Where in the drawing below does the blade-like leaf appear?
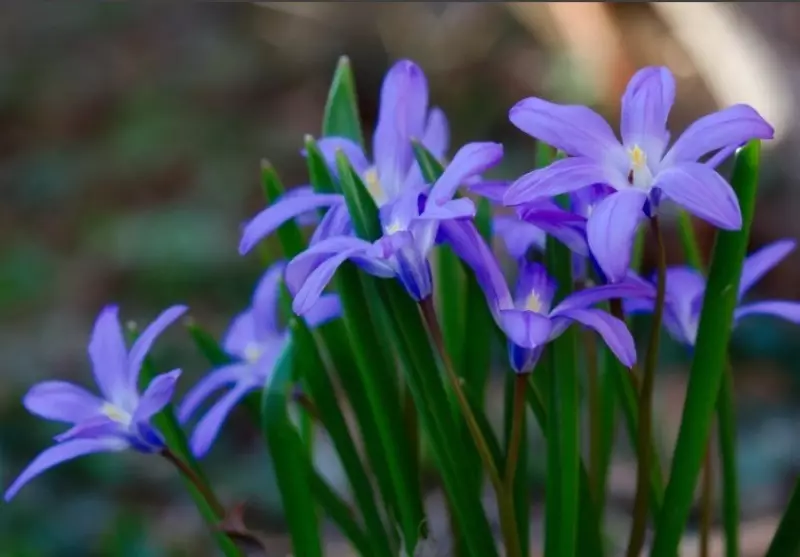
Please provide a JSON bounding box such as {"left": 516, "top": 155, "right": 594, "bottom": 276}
{"left": 335, "top": 152, "right": 382, "bottom": 241}
{"left": 764, "top": 479, "right": 800, "bottom": 557}
{"left": 323, "top": 56, "right": 364, "bottom": 147}
{"left": 260, "top": 161, "right": 307, "bottom": 259}
{"left": 651, "top": 141, "right": 762, "bottom": 557}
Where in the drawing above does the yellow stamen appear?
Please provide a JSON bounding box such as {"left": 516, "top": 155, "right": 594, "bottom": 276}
{"left": 363, "top": 167, "right": 386, "bottom": 205}
{"left": 629, "top": 145, "right": 647, "bottom": 170}
{"left": 525, "top": 292, "right": 543, "bottom": 313}
{"left": 244, "top": 342, "right": 263, "bottom": 364}
{"left": 101, "top": 402, "right": 132, "bottom": 425}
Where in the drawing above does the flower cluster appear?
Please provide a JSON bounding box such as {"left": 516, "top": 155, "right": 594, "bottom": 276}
{"left": 6, "top": 57, "right": 792, "bottom": 557}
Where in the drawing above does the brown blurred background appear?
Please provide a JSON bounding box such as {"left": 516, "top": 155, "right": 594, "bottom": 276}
{"left": 2, "top": 3, "right": 800, "bottom": 556}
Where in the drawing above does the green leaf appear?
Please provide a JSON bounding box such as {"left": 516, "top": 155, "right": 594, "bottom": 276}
{"left": 678, "top": 210, "right": 704, "bottom": 271}
{"left": 764, "top": 479, "right": 800, "bottom": 557}
{"left": 336, "top": 152, "right": 382, "bottom": 241}
{"left": 261, "top": 341, "right": 323, "bottom": 557}
{"left": 651, "top": 141, "right": 762, "bottom": 557}
{"left": 503, "top": 373, "right": 529, "bottom": 555}
{"left": 309, "top": 471, "right": 372, "bottom": 556}
{"left": 305, "top": 136, "right": 341, "bottom": 194}
{"left": 260, "top": 161, "right": 307, "bottom": 259}
{"left": 323, "top": 55, "right": 364, "bottom": 147}
{"left": 187, "top": 321, "right": 234, "bottom": 366}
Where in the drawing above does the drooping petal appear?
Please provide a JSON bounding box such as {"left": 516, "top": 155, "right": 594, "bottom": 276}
{"left": 373, "top": 60, "right": 429, "bottom": 200}
{"left": 426, "top": 142, "right": 503, "bottom": 207}
{"left": 467, "top": 180, "right": 509, "bottom": 204}
{"left": 509, "top": 97, "right": 627, "bottom": 163}
{"left": 498, "top": 310, "right": 553, "bottom": 349}
{"left": 517, "top": 200, "right": 589, "bottom": 256}
{"left": 503, "top": 157, "right": 617, "bottom": 207}
{"left": 251, "top": 262, "right": 286, "bottom": 339}
{"left": 88, "top": 305, "right": 129, "bottom": 406}
{"left": 315, "top": 137, "right": 371, "bottom": 175}
{"left": 417, "top": 198, "right": 475, "bottom": 221}
{"left": 54, "top": 415, "right": 121, "bottom": 443}
{"left": 656, "top": 162, "right": 742, "bottom": 230}
{"left": 238, "top": 193, "right": 343, "bottom": 255}
{"left": 438, "top": 219, "right": 513, "bottom": 316}
{"left": 275, "top": 185, "right": 319, "bottom": 226}
{"left": 222, "top": 311, "right": 257, "bottom": 358}
{"left": 739, "top": 239, "right": 796, "bottom": 299}
{"left": 422, "top": 107, "right": 450, "bottom": 159}
{"left": 189, "top": 383, "right": 254, "bottom": 458}
{"left": 178, "top": 364, "right": 250, "bottom": 423}
{"left": 586, "top": 190, "right": 647, "bottom": 283}
{"left": 23, "top": 381, "right": 103, "bottom": 424}
{"left": 128, "top": 305, "right": 187, "bottom": 390}
{"left": 663, "top": 104, "right": 774, "bottom": 165}
{"left": 621, "top": 66, "right": 675, "bottom": 160}
{"left": 514, "top": 261, "right": 556, "bottom": 313}
{"left": 550, "top": 280, "right": 656, "bottom": 315}
{"left": 132, "top": 369, "right": 182, "bottom": 424}
{"left": 4, "top": 438, "right": 127, "bottom": 501}
{"left": 309, "top": 203, "right": 352, "bottom": 246}
{"left": 304, "top": 294, "right": 342, "bottom": 328}
{"left": 553, "top": 308, "right": 637, "bottom": 367}
{"left": 735, "top": 301, "right": 800, "bottom": 325}
{"left": 494, "top": 216, "right": 545, "bottom": 259}
{"left": 570, "top": 183, "right": 615, "bottom": 219}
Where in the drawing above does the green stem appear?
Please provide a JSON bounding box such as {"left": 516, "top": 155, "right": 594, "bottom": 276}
{"left": 765, "top": 480, "right": 800, "bottom": 557}
{"left": 584, "top": 329, "right": 602, "bottom": 505}
{"left": 700, "top": 441, "right": 713, "bottom": 557}
{"left": 161, "top": 448, "right": 226, "bottom": 519}
{"left": 626, "top": 216, "right": 667, "bottom": 557}
{"left": 504, "top": 373, "right": 528, "bottom": 494}
{"left": 717, "top": 365, "right": 738, "bottom": 557}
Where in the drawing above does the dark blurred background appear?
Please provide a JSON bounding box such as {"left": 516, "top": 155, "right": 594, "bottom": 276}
{"left": 2, "top": 3, "right": 800, "bottom": 556}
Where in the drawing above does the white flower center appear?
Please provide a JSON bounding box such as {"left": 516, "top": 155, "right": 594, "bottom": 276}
{"left": 101, "top": 402, "right": 132, "bottom": 426}
{"left": 627, "top": 145, "right": 654, "bottom": 189}
{"left": 363, "top": 167, "right": 387, "bottom": 205}
{"left": 244, "top": 342, "right": 265, "bottom": 364}
{"left": 525, "top": 292, "right": 543, "bottom": 313}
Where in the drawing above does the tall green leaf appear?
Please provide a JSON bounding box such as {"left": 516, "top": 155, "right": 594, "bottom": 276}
{"left": 764, "top": 480, "right": 800, "bottom": 557}
{"left": 322, "top": 55, "right": 364, "bottom": 147}
{"left": 651, "top": 141, "right": 762, "bottom": 557}
{"left": 260, "top": 161, "right": 307, "bottom": 259}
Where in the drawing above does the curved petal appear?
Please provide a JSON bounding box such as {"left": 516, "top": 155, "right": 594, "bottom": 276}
{"left": 251, "top": 262, "right": 286, "bottom": 339}
{"left": 664, "top": 104, "right": 774, "bottom": 165}
{"left": 238, "top": 193, "right": 343, "bottom": 255}
{"left": 570, "top": 183, "right": 615, "bottom": 219}
{"left": 438, "top": 219, "right": 513, "bottom": 317}
{"left": 503, "top": 157, "right": 616, "bottom": 207}
{"left": 374, "top": 60, "right": 429, "bottom": 200}
{"left": 467, "top": 180, "right": 509, "bottom": 204}
{"left": 189, "top": 383, "right": 254, "bottom": 458}
{"left": 304, "top": 294, "right": 342, "bottom": 328}
{"left": 509, "top": 97, "right": 626, "bottom": 163}
{"left": 494, "top": 216, "right": 545, "bottom": 259}
{"left": 555, "top": 308, "right": 637, "bottom": 367}
{"left": 621, "top": 66, "right": 675, "bottom": 159}
{"left": 418, "top": 198, "right": 475, "bottom": 221}
{"left": 656, "top": 162, "right": 742, "bottom": 230}
{"left": 422, "top": 107, "right": 449, "bottom": 159}
{"left": 551, "top": 280, "right": 656, "bottom": 315}
{"left": 427, "top": 142, "right": 503, "bottom": 206}
{"left": 498, "top": 310, "right": 553, "bottom": 349}
{"left": 586, "top": 190, "right": 647, "bottom": 283}
{"left": 518, "top": 201, "right": 589, "bottom": 256}
{"left": 389, "top": 231, "right": 433, "bottom": 301}
{"left": 316, "top": 137, "right": 370, "bottom": 175}
{"left": 178, "top": 364, "right": 250, "bottom": 423}
{"left": 309, "top": 203, "right": 352, "bottom": 246}
{"left": 739, "top": 239, "right": 796, "bottom": 299}
{"left": 23, "top": 381, "right": 103, "bottom": 424}
{"left": 735, "top": 301, "right": 800, "bottom": 325}
{"left": 133, "top": 369, "right": 182, "bottom": 424}
{"left": 88, "top": 305, "right": 129, "bottom": 405}
{"left": 54, "top": 415, "right": 121, "bottom": 443}
{"left": 222, "top": 311, "right": 257, "bottom": 358}
{"left": 4, "top": 438, "right": 127, "bottom": 501}
{"left": 514, "top": 261, "right": 556, "bottom": 313}
{"left": 128, "top": 305, "right": 187, "bottom": 390}
{"left": 663, "top": 267, "right": 706, "bottom": 338}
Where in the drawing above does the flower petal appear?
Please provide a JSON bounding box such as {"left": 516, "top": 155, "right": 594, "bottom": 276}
{"left": 88, "top": 305, "right": 129, "bottom": 405}
{"left": 189, "top": 383, "right": 254, "bottom": 458}
{"left": 178, "top": 364, "right": 250, "bottom": 423}
{"left": 514, "top": 261, "right": 556, "bottom": 313}
{"left": 735, "top": 301, "right": 800, "bottom": 325}
{"left": 509, "top": 97, "right": 626, "bottom": 162}
{"left": 23, "top": 381, "right": 104, "bottom": 424}
{"left": 467, "top": 180, "right": 509, "bottom": 204}
{"left": 586, "top": 190, "right": 647, "bottom": 283}
{"left": 221, "top": 311, "right": 257, "bottom": 358}
{"left": 54, "top": 415, "right": 121, "bottom": 443}
{"left": 554, "top": 308, "right": 637, "bottom": 367}
{"left": 4, "top": 438, "right": 127, "bottom": 501}
{"left": 517, "top": 200, "right": 589, "bottom": 256}
{"left": 656, "top": 162, "right": 742, "bottom": 230}
{"left": 238, "top": 193, "right": 343, "bottom": 255}
{"left": 494, "top": 216, "right": 545, "bottom": 259}
{"left": 427, "top": 142, "right": 503, "bottom": 206}
{"left": 438, "top": 219, "right": 513, "bottom": 317}
{"left": 664, "top": 104, "right": 774, "bottom": 165}
{"left": 132, "top": 369, "right": 182, "bottom": 424}
{"left": 418, "top": 198, "right": 475, "bottom": 221}
{"left": 309, "top": 203, "right": 352, "bottom": 246}
{"left": 422, "top": 107, "right": 449, "bottom": 160}
{"left": 498, "top": 309, "right": 553, "bottom": 349}
{"left": 621, "top": 66, "right": 675, "bottom": 159}
{"left": 551, "top": 280, "right": 657, "bottom": 315}
{"left": 503, "top": 157, "right": 616, "bottom": 207}
{"left": 304, "top": 294, "right": 342, "bottom": 328}
{"left": 315, "top": 137, "right": 370, "bottom": 175}
{"left": 386, "top": 231, "right": 433, "bottom": 301}
{"left": 739, "top": 239, "right": 796, "bottom": 299}
{"left": 128, "top": 305, "right": 187, "bottom": 390}
{"left": 251, "top": 262, "right": 286, "bottom": 339}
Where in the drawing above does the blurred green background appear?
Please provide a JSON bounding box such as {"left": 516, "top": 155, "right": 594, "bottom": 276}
{"left": 2, "top": 3, "right": 800, "bottom": 556}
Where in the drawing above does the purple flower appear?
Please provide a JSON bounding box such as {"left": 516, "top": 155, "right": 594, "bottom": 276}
{"left": 179, "top": 262, "right": 340, "bottom": 457}
{"left": 504, "top": 66, "right": 774, "bottom": 283}
{"left": 238, "top": 59, "right": 449, "bottom": 257}
{"left": 286, "top": 142, "right": 503, "bottom": 312}
{"left": 630, "top": 240, "right": 800, "bottom": 346}
{"left": 440, "top": 219, "right": 654, "bottom": 373}
{"left": 5, "top": 305, "right": 188, "bottom": 501}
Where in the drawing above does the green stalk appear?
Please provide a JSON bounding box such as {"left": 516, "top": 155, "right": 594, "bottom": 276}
{"left": 765, "top": 480, "right": 800, "bottom": 557}
{"left": 584, "top": 329, "right": 602, "bottom": 505}
{"left": 504, "top": 373, "right": 529, "bottom": 555}
{"left": 626, "top": 216, "right": 668, "bottom": 557}
{"left": 717, "top": 366, "right": 738, "bottom": 557}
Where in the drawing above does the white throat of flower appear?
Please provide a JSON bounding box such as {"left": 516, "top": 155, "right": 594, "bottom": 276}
{"left": 101, "top": 402, "right": 133, "bottom": 426}
{"left": 525, "top": 291, "right": 544, "bottom": 313}
{"left": 244, "top": 342, "right": 265, "bottom": 364}
{"left": 627, "top": 145, "right": 654, "bottom": 190}
{"left": 363, "top": 167, "right": 388, "bottom": 206}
